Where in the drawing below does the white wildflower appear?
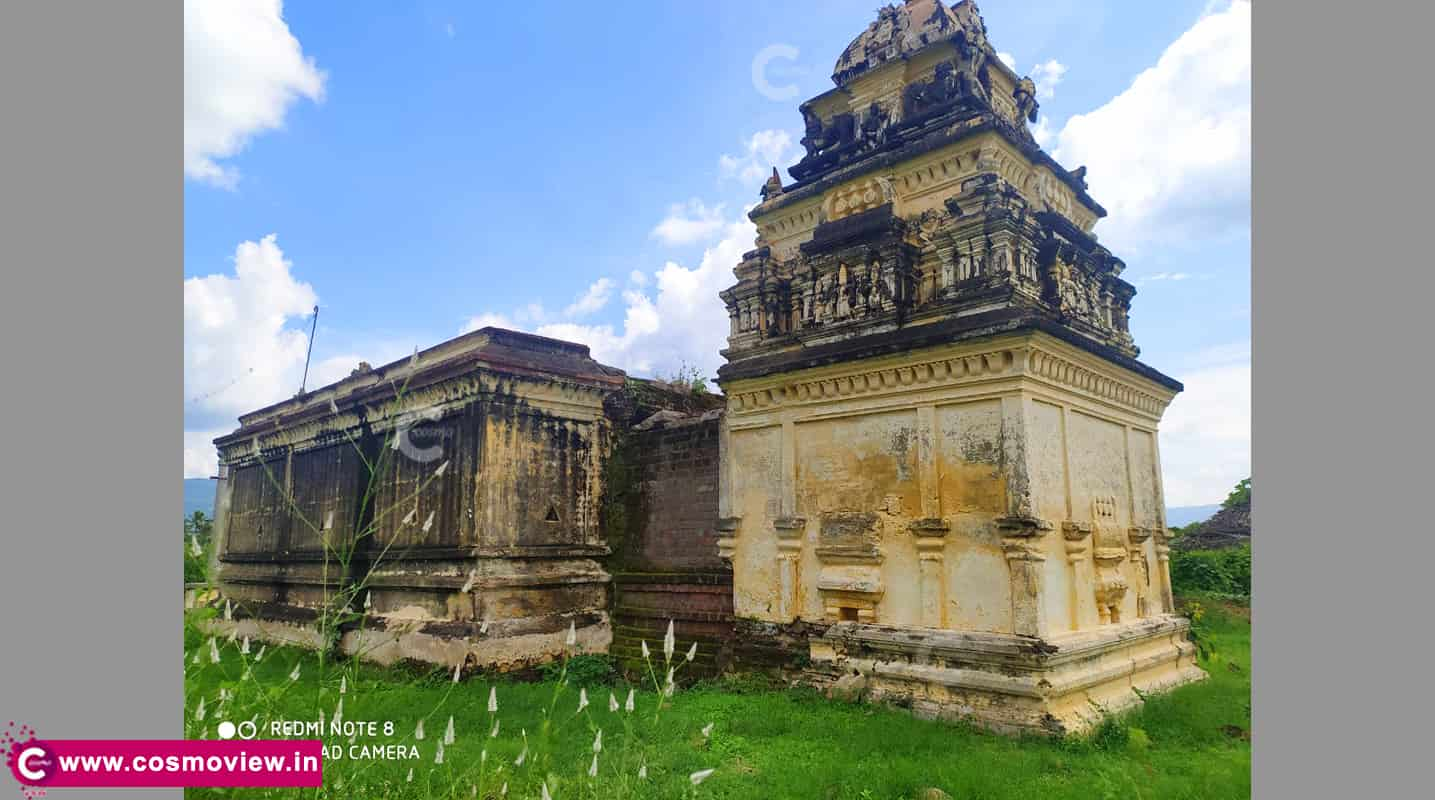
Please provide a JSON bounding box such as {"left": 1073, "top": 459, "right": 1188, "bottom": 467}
{"left": 208, "top": 638, "right": 220, "bottom": 664}
{"left": 255, "top": 645, "right": 266, "bottom": 662}
{"left": 415, "top": 719, "right": 425, "bottom": 740}
{"left": 406, "top": 767, "right": 414, "bottom": 783}
{"left": 423, "top": 511, "right": 436, "bottom": 533}
{"left": 364, "top": 591, "right": 372, "bottom": 611}
{"left": 339, "top": 675, "right": 347, "bottom": 694}
{"left": 690, "top": 769, "right": 715, "bottom": 786}
{"left": 566, "top": 620, "right": 577, "bottom": 647}
{"left": 488, "top": 686, "right": 498, "bottom": 713}
{"left": 190, "top": 536, "right": 202, "bottom": 557}
{"left": 638, "top": 763, "right": 648, "bottom": 779}
{"left": 687, "top": 642, "right": 698, "bottom": 662}
{"left": 608, "top": 691, "right": 619, "bottom": 712}
{"left": 514, "top": 746, "right": 527, "bottom": 767}
{"left": 702, "top": 722, "right": 714, "bottom": 738}
{"left": 443, "top": 716, "right": 455, "bottom": 745}
{"left": 489, "top": 717, "right": 500, "bottom": 738}
{"left": 453, "top": 660, "right": 462, "bottom": 683}
{"left": 434, "top": 740, "right": 445, "bottom": 764}
{"left": 323, "top": 511, "right": 333, "bottom": 531}
{"left": 240, "top": 636, "right": 250, "bottom": 655}
{"left": 242, "top": 667, "right": 252, "bottom": 681}
{"left": 402, "top": 507, "right": 417, "bottom": 525}
{"left": 480, "top": 749, "right": 487, "bottom": 764}
{"left": 541, "top": 782, "right": 552, "bottom": 800}
{"left": 194, "top": 696, "right": 206, "bottom": 721}
{"left": 500, "top": 782, "right": 508, "bottom": 796}
{"left": 641, "top": 640, "right": 650, "bottom": 659}
{"left": 592, "top": 728, "right": 603, "bottom": 753}
{"left": 224, "top": 600, "right": 233, "bottom": 621}
{"left": 624, "top": 688, "right": 635, "bottom": 713}
{"left": 663, "top": 620, "right": 675, "bottom": 660}
{"left": 191, "top": 649, "right": 200, "bottom": 665}
{"left": 588, "top": 752, "right": 598, "bottom": 778}
{"left": 479, "top": 618, "right": 490, "bottom": 635}
{"left": 435, "top": 460, "right": 450, "bottom": 478}
{"left": 460, "top": 570, "right": 476, "bottom": 594}
{"left": 289, "top": 663, "right": 301, "bottom": 681}
{"left": 227, "top": 628, "right": 237, "bottom": 643}
{"left": 577, "top": 687, "right": 589, "bottom": 712}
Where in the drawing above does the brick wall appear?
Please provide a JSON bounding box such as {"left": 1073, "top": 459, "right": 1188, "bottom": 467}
{"left": 608, "top": 401, "right": 734, "bottom": 678}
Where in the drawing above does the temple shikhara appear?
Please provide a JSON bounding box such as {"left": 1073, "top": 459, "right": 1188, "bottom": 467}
{"left": 206, "top": 0, "right": 1202, "bottom": 735}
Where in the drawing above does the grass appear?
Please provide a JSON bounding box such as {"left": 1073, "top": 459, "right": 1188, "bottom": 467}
{"left": 184, "top": 600, "right": 1250, "bottom": 799}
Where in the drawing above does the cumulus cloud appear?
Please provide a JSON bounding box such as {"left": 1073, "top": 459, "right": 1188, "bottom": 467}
{"left": 996, "top": 51, "right": 1017, "bottom": 70}
{"left": 1048, "top": 0, "right": 1250, "bottom": 253}
{"left": 719, "top": 129, "right": 796, "bottom": 185}
{"left": 563, "top": 277, "right": 614, "bottom": 318}
{"left": 1029, "top": 58, "right": 1067, "bottom": 100}
{"left": 1159, "top": 341, "right": 1250, "bottom": 506}
{"left": 185, "top": 234, "right": 318, "bottom": 422}
{"left": 650, "top": 199, "right": 728, "bottom": 246}
{"left": 466, "top": 211, "right": 755, "bottom": 380}
{"left": 184, "top": 0, "right": 325, "bottom": 188}
{"left": 184, "top": 429, "right": 228, "bottom": 479}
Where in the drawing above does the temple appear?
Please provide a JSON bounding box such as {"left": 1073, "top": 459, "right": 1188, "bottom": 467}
{"left": 713, "top": 0, "right": 1201, "bottom": 733}
{"left": 205, "top": 0, "right": 1202, "bottom": 735}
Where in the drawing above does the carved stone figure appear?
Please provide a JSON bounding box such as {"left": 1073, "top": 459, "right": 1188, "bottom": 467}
{"left": 1069, "top": 165, "right": 1088, "bottom": 190}
{"left": 801, "top": 108, "right": 856, "bottom": 158}
{"left": 955, "top": 29, "right": 990, "bottom": 102}
{"left": 859, "top": 102, "right": 889, "bottom": 149}
{"left": 1013, "top": 76, "right": 1039, "bottom": 123}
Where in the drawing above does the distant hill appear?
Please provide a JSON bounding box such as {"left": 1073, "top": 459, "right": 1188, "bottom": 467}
{"left": 184, "top": 478, "right": 215, "bottom": 520}
{"left": 1166, "top": 505, "right": 1221, "bottom": 528}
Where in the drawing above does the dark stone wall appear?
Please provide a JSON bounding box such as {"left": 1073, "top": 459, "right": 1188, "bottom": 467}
{"left": 603, "top": 382, "right": 734, "bottom": 679}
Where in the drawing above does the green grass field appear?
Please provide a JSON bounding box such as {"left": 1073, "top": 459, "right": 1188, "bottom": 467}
{"left": 184, "top": 599, "right": 1250, "bottom": 799}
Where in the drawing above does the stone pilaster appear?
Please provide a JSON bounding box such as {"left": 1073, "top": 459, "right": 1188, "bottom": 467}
{"left": 774, "top": 516, "right": 806, "bottom": 621}
{"left": 1061, "top": 520, "right": 1093, "bottom": 631}
{"left": 998, "top": 515, "right": 1053, "bottom": 637}
{"left": 910, "top": 518, "right": 950, "bottom": 628}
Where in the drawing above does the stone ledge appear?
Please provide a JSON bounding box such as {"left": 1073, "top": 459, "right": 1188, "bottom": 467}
{"left": 810, "top": 615, "right": 1205, "bottom": 735}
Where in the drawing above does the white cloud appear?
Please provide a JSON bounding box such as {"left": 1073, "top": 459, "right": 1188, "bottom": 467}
{"left": 563, "top": 277, "right": 614, "bottom": 318}
{"left": 997, "top": 51, "right": 1017, "bottom": 69}
{"left": 184, "top": 234, "right": 318, "bottom": 420}
{"left": 184, "top": 0, "right": 325, "bottom": 188}
{"left": 650, "top": 199, "right": 728, "bottom": 246}
{"left": 467, "top": 212, "right": 755, "bottom": 380}
{"left": 1029, "top": 58, "right": 1067, "bottom": 100}
{"left": 1048, "top": 0, "right": 1250, "bottom": 253}
{"left": 1159, "top": 341, "right": 1250, "bottom": 506}
{"left": 719, "top": 129, "right": 796, "bottom": 186}
{"left": 184, "top": 429, "right": 228, "bottom": 479}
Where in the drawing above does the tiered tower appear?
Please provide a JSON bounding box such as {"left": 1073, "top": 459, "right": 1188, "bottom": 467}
{"left": 715, "top": 0, "right": 1203, "bottom": 734}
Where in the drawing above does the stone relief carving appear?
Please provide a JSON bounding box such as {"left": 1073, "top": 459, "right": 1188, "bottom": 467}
{"left": 1090, "top": 496, "right": 1129, "bottom": 625}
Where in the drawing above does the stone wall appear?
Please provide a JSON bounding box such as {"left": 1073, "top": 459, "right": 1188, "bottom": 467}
{"left": 605, "top": 387, "right": 734, "bottom": 679}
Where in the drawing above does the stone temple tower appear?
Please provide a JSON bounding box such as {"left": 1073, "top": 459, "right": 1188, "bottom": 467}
{"left": 715, "top": 0, "right": 1203, "bottom": 734}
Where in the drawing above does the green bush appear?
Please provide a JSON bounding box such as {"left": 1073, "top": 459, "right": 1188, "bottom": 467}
{"left": 1170, "top": 544, "right": 1251, "bottom": 597}
{"left": 540, "top": 653, "right": 616, "bottom": 687}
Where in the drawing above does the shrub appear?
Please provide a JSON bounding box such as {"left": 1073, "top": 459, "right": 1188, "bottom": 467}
{"left": 541, "top": 653, "right": 616, "bottom": 687}
{"left": 1170, "top": 544, "right": 1251, "bottom": 598}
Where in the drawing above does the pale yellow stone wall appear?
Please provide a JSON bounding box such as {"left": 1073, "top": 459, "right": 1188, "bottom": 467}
{"left": 717, "top": 329, "right": 1178, "bottom": 639}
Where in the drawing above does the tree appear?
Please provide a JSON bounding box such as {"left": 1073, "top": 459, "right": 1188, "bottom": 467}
{"left": 1222, "top": 477, "right": 1251, "bottom": 509}
{"left": 184, "top": 511, "right": 214, "bottom": 584}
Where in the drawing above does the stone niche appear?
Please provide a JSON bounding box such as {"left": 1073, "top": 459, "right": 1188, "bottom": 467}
{"left": 209, "top": 328, "right": 626, "bottom": 671}
{"left": 715, "top": 0, "right": 1203, "bottom": 734}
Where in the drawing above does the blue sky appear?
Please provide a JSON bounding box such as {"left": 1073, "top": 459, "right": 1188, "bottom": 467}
{"left": 184, "top": 0, "right": 1250, "bottom": 505}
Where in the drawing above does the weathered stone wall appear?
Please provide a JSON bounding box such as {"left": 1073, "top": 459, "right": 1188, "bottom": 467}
{"left": 210, "top": 329, "right": 624, "bottom": 671}
{"left": 605, "top": 385, "right": 734, "bottom": 678}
